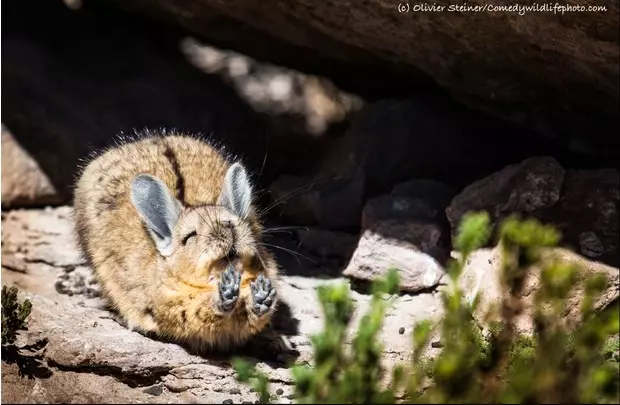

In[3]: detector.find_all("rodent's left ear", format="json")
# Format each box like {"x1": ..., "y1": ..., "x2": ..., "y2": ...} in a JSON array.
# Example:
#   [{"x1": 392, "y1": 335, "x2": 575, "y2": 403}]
[{"x1": 219, "y1": 162, "x2": 253, "y2": 219}]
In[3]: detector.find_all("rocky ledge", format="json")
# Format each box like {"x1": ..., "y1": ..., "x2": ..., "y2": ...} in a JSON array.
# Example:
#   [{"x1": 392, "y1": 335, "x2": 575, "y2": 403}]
[
  {"x1": 2, "y1": 177, "x2": 619, "y2": 402},
  {"x1": 113, "y1": 0, "x2": 620, "y2": 150},
  {"x1": 1, "y1": 207, "x2": 444, "y2": 403}
]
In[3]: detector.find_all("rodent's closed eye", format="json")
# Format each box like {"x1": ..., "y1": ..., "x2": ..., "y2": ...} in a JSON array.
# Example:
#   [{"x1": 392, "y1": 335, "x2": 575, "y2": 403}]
[{"x1": 181, "y1": 230, "x2": 197, "y2": 245}]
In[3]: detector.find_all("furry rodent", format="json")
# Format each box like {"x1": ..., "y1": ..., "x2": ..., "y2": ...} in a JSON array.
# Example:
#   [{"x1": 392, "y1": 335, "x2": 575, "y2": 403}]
[{"x1": 73, "y1": 131, "x2": 280, "y2": 351}]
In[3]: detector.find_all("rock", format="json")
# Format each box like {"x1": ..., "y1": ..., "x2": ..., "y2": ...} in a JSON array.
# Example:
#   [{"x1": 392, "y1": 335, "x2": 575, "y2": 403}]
[
  {"x1": 180, "y1": 38, "x2": 364, "y2": 136},
  {"x1": 1, "y1": 206, "x2": 444, "y2": 403},
  {"x1": 111, "y1": 0, "x2": 620, "y2": 151},
  {"x1": 343, "y1": 178, "x2": 455, "y2": 292},
  {"x1": 362, "y1": 195, "x2": 441, "y2": 228},
  {"x1": 446, "y1": 156, "x2": 566, "y2": 232},
  {"x1": 391, "y1": 179, "x2": 457, "y2": 208},
  {"x1": 1, "y1": 0, "x2": 354, "y2": 208},
  {"x1": 293, "y1": 227, "x2": 358, "y2": 271},
  {"x1": 453, "y1": 245, "x2": 620, "y2": 335},
  {"x1": 268, "y1": 98, "x2": 538, "y2": 229},
  {"x1": 447, "y1": 159, "x2": 619, "y2": 267},
  {"x1": 1, "y1": 362, "x2": 181, "y2": 404},
  {"x1": 540, "y1": 169, "x2": 619, "y2": 266},
  {"x1": 1, "y1": 125, "x2": 62, "y2": 208},
  {"x1": 343, "y1": 220, "x2": 446, "y2": 292},
  {"x1": 267, "y1": 169, "x2": 365, "y2": 229},
  {"x1": 319, "y1": 98, "x2": 539, "y2": 200},
  {"x1": 1, "y1": 206, "x2": 86, "y2": 298},
  {"x1": 361, "y1": 178, "x2": 458, "y2": 229}
]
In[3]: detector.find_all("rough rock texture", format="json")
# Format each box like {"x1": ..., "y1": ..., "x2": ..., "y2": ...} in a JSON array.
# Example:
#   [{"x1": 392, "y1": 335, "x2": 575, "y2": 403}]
[
  {"x1": 451, "y1": 246, "x2": 620, "y2": 335},
  {"x1": 446, "y1": 156, "x2": 566, "y2": 230},
  {"x1": 446, "y1": 157, "x2": 619, "y2": 266},
  {"x1": 541, "y1": 168, "x2": 620, "y2": 266},
  {"x1": 112, "y1": 0, "x2": 620, "y2": 151},
  {"x1": 1, "y1": 125, "x2": 62, "y2": 208},
  {"x1": 343, "y1": 220, "x2": 446, "y2": 293},
  {"x1": 340, "y1": 177, "x2": 458, "y2": 290},
  {"x1": 268, "y1": 99, "x2": 547, "y2": 230},
  {"x1": 1, "y1": 207, "x2": 445, "y2": 403}
]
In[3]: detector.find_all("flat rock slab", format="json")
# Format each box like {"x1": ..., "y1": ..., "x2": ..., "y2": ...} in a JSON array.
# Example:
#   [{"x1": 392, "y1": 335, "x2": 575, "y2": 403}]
[{"x1": 1, "y1": 206, "x2": 444, "y2": 403}]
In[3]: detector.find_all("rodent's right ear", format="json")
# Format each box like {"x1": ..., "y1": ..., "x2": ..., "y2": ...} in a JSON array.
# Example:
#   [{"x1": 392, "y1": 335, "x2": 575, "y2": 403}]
[
  {"x1": 130, "y1": 174, "x2": 182, "y2": 256},
  {"x1": 219, "y1": 162, "x2": 253, "y2": 219}
]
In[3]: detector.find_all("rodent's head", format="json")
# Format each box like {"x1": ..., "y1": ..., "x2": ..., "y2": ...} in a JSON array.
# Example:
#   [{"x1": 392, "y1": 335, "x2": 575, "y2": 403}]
[{"x1": 130, "y1": 162, "x2": 265, "y2": 283}]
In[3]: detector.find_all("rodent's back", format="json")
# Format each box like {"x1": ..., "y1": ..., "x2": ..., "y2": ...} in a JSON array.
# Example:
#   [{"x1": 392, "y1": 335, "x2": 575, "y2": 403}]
[{"x1": 73, "y1": 133, "x2": 233, "y2": 302}]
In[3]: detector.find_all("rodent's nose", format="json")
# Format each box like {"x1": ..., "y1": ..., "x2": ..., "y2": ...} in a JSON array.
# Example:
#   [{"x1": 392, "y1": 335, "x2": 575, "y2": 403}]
[{"x1": 223, "y1": 246, "x2": 238, "y2": 263}]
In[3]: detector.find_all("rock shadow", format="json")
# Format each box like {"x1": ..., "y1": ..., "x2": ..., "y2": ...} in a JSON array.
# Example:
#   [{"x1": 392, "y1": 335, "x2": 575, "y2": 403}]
[
  {"x1": 1, "y1": 0, "x2": 329, "y2": 206},
  {"x1": 103, "y1": 296, "x2": 301, "y2": 368},
  {"x1": 1, "y1": 339, "x2": 54, "y2": 380}
]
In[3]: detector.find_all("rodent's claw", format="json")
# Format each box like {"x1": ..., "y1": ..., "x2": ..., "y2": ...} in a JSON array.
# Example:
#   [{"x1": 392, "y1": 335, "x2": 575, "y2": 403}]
[
  {"x1": 218, "y1": 265, "x2": 241, "y2": 313},
  {"x1": 250, "y1": 274, "x2": 277, "y2": 316}
]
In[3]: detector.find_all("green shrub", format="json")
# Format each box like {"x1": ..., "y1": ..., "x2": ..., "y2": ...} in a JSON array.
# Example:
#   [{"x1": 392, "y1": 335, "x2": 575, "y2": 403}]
[
  {"x1": 1, "y1": 285, "x2": 32, "y2": 346},
  {"x1": 234, "y1": 212, "x2": 619, "y2": 404}
]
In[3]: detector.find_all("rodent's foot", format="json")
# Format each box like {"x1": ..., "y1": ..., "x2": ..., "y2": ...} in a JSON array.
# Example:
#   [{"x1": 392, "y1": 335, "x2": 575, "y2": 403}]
[
  {"x1": 218, "y1": 265, "x2": 241, "y2": 313},
  {"x1": 250, "y1": 274, "x2": 276, "y2": 316}
]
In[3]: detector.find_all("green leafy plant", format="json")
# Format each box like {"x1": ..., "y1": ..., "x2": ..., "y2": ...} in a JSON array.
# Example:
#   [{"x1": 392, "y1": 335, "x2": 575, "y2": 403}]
[
  {"x1": 234, "y1": 212, "x2": 619, "y2": 404},
  {"x1": 2, "y1": 285, "x2": 32, "y2": 346}
]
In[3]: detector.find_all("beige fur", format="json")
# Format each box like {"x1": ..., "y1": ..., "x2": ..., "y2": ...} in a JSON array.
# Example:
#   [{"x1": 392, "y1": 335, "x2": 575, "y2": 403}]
[{"x1": 73, "y1": 131, "x2": 280, "y2": 351}]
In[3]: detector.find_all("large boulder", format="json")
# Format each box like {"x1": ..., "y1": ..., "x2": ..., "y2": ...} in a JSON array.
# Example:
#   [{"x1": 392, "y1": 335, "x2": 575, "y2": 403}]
[
  {"x1": 446, "y1": 157, "x2": 619, "y2": 266},
  {"x1": 446, "y1": 156, "x2": 566, "y2": 229},
  {"x1": 451, "y1": 245, "x2": 619, "y2": 335},
  {"x1": 111, "y1": 0, "x2": 620, "y2": 152}
]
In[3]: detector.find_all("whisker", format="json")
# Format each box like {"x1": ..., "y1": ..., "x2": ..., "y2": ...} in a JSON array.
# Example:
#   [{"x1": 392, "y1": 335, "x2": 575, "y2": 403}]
[
  {"x1": 258, "y1": 131, "x2": 270, "y2": 181},
  {"x1": 260, "y1": 242, "x2": 318, "y2": 266},
  {"x1": 256, "y1": 176, "x2": 338, "y2": 219},
  {"x1": 261, "y1": 230, "x2": 295, "y2": 238},
  {"x1": 262, "y1": 225, "x2": 310, "y2": 233}
]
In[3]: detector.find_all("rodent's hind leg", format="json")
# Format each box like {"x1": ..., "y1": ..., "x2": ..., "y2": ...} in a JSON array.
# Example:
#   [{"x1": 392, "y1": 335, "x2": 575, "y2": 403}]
[
  {"x1": 214, "y1": 264, "x2": 241, "y2": 314},
  {"x1": 249, "y1": 273, "x2": 277, "y2": 317}
]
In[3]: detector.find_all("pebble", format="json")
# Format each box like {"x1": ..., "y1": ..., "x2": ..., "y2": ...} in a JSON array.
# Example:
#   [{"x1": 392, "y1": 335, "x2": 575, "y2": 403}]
[
  {"x1": 223, "y1": 399, "x2": 233, "y2": 404},
  {"x1": 276, "y1": 388, "x2": 284, "y2": 395},
  {"x1": 398, "y1": 327, "x2": 405, "y2": 334}
]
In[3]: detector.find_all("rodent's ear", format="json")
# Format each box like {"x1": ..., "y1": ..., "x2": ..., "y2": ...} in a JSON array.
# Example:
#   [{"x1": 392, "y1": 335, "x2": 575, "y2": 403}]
[
  {"x1": 219, "y1": 162, "x2": 253, "y2": 219},
  {"x1": 131, "y1": 174, "x2": 182, "y2": 256}
]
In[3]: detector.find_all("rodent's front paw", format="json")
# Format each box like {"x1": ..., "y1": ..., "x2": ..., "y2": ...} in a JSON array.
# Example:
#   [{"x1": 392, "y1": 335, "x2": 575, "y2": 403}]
[
  {"x1": 218, "y1": 265, "x2": 241, "y2": 313},
  {"x1": 250, "y1": 274, "x2": 276, "y2": 316}
]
